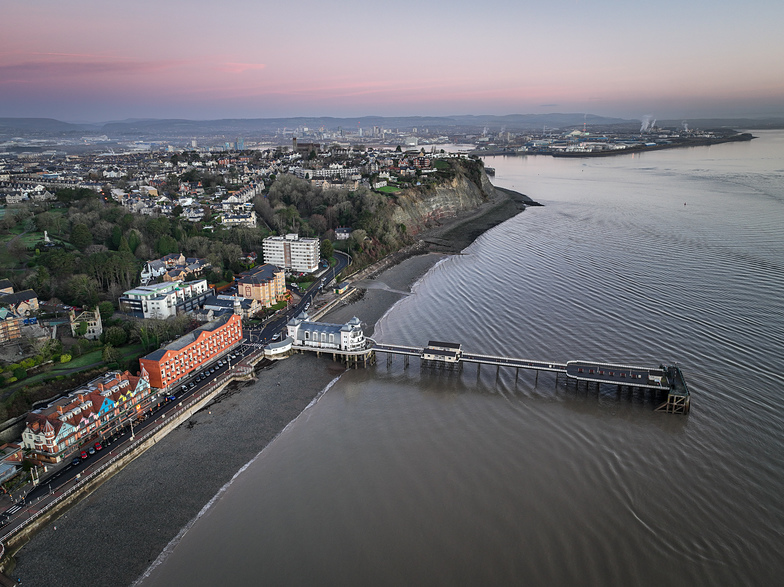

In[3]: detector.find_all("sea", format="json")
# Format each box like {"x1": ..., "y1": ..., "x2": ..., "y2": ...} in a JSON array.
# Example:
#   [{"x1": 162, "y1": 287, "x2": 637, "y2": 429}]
[{"x1": 139, "y1": 131, "x2": 784, "y2": 586}]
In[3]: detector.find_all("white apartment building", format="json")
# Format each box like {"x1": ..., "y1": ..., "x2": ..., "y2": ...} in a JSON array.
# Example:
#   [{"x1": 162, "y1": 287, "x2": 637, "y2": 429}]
[
  {"x1": 118, "y1": 279, "x2": 211, "y2": 319},
  {"x1": 263, "y1": 234, "x2": 320, "y2": 273}
]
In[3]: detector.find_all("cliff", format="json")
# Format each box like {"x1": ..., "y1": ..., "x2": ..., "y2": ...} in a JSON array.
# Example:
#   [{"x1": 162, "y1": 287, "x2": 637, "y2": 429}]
[{"x1": 390, "y1": 162, "x2": 498, "y2": 236}]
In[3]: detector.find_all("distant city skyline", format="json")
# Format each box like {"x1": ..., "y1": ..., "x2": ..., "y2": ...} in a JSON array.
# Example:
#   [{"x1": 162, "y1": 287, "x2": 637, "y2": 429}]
[{"x1": 2, "y1": 0, "x2": 783, "y2": 122}]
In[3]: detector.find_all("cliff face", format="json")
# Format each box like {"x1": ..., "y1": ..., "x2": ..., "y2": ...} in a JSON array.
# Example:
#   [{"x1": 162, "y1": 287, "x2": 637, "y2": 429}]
[{"x1": 391, "y1": 167, "x2": 496, "y2": 235}]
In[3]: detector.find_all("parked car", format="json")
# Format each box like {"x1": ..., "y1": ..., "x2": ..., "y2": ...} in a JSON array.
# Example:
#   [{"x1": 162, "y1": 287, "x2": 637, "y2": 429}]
[
  {"x1": 72, "y1": 457, "x2": 81, "y2": 466},
  {"x1": 80, "y1": 451, "x2": 88, "y2": 459},
  {"x1": 88, "y1": 447, "x2": 95, "y2": 455},
  {"x1": 94, "y1": 442, "x2": 103, "y2": 451},
  {"x1": 167, "y1": 394, "x2": 177, "y2": 401}
]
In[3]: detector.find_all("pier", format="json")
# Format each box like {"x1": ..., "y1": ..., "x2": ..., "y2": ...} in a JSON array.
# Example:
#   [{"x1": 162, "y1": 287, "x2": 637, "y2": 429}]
[
  {"x1": 372, "y1": 340, "x2": 690, "y2": 414},
  {"x1": 282, "y1": 315, "x2": 690, "y2": 414}
]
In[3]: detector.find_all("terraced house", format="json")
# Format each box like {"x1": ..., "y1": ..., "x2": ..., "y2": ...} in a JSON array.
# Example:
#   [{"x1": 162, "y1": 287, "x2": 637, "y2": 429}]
[{"x1": 22, "y1": 369, "x2": 154, "y2": 464}]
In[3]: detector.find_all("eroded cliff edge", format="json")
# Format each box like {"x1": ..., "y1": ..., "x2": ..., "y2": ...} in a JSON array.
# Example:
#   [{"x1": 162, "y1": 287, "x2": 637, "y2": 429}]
[{"x1": 389, "y1": 161, "x2": 540, "y2": 253}]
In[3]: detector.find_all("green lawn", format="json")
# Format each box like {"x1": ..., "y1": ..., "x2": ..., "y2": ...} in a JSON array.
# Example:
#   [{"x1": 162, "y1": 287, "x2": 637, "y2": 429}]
[
  {"x1": 377, "y1": 185, "x2": 401, "y2": 194},
  {"x1": 2, "y1": 344, "x2": 147, "y2": 394}
]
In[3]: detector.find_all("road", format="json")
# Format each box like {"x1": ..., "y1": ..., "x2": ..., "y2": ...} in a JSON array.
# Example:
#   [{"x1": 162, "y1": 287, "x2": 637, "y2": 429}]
[
  {"x1": 245, "y1": 250, "x2": 351, "y2": 346},
  {"x1": 0, "y1": 251, "x2": 351, "y2": 538}
]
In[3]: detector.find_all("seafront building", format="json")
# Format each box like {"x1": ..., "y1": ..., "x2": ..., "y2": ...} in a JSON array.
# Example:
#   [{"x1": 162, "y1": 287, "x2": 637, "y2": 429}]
[
  {"x1": 235, "y1": 264, "x2": 286, "y2": 307},
  {"x1": 139, "y1": 314, "x2": 243, "y2": 390},
  {"x1": 262, "y1": 234, "x2": 320, "y2": 274},
  {"x1": 21, "y1": 369, "x2": 154, "y2": 464},
  {"x1": 286, "y1": 314, "x2": 367, "y2": 352},
  {"x1": 118, "y1": 279, "x2": 212, "y2": 319}
]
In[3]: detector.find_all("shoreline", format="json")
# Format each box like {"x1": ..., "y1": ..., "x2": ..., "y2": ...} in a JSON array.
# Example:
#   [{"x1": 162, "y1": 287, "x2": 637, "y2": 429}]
[{"x1": 9, "y1": 183, "x2": 535, "y2": 586}]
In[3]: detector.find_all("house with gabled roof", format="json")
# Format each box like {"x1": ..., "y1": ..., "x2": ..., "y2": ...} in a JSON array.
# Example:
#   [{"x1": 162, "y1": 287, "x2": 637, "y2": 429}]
[
  {"x1": 22, "y1": 369, "x2": 153, "y2": 463},
  {"x1": 0, "y1": 289, "x2": 39, "y2": 316}
]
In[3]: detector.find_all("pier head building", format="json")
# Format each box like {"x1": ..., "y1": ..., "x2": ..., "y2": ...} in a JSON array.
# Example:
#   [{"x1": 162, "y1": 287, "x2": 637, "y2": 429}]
[{"x1": 279, "y1": 314, "x2": 374, "y2": 367}]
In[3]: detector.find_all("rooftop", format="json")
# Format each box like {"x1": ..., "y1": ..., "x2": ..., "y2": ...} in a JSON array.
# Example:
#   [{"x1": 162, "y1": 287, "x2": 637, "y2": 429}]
[{"x1": 142, "y1": 314, "x2": 236, "y2": 360}]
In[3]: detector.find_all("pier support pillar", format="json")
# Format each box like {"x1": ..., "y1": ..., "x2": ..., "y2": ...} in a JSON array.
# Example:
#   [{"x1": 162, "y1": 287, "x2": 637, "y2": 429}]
[
  {"x1": 535, "y1": 370, "x2": 539, "y2": 385},
  {"x1": 515, "y1": 368, "x2": 519, "y2": 384}
]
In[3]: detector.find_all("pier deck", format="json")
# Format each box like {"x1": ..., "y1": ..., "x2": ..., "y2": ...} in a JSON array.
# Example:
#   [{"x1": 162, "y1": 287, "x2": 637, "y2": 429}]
[{"x1": 371, "y1": 340, "x2": 689, "y2": 413}]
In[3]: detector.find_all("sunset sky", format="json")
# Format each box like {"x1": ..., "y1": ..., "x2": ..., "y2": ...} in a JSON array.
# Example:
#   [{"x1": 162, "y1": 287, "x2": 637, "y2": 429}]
[{"x1": 2, "y1": 0, "x2": 783, "y2": 122}]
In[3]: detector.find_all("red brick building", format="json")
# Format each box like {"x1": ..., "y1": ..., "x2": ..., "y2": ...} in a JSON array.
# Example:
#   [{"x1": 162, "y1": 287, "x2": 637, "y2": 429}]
[{"x1": 139, "y1": 314, "x2": 243, "y2": 389}]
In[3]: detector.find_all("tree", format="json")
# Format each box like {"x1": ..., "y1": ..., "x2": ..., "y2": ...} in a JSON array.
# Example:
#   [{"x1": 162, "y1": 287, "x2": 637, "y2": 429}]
[
  {"x1": 156, "y1": 235, "x2": 179, "y2": 256},
  {"x1": 118, "y1": 236, "x2": 132, "y2": 254},
  {"x1": 102, "y1": 345, "x2": 122, "y2": 365},
  {"x1": 109, "y1": 225, "x2": 123, "y2": 250},
  {"x1": 70, "y1": 223, "x2": 93, "y2": 250},
  {"x1": 127, "y1": 230, "x2": 142, "y2": 254},
  {"x1": 321, "y1": 238, "x2": 333, "y2": 260},
  {"x1": 349, "y1": 229, "x2": 367, "y2": 251},
  {"x1": 310, "y1": 214, "x2": 327, "y2": 235},
  {"x1": 98, "y1": 301, "x2": 115, "y2": 318},
  {"x1": 23, "y1": 266, "x2": 52, "y2": 298},
  {"x1": 67, "y1": 274, "x2": 99, "y2": 308},
  {"x1": 102, "y1": 326, "x2": 128, "y2": 347},
  {"x1": 75, "y1": 321, "x2": 88, "y2": 337}
]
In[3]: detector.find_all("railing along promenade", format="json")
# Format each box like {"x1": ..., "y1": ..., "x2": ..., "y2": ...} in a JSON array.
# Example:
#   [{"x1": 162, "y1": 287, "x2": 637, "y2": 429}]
[{"x1": 0, "y1": 349, "x2": 263, "y2": 550}]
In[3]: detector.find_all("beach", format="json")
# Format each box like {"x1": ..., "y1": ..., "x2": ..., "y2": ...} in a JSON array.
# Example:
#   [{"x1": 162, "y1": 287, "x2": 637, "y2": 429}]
[{"x1": 9, "y1": 186, "x2": 535, "y2": 586}]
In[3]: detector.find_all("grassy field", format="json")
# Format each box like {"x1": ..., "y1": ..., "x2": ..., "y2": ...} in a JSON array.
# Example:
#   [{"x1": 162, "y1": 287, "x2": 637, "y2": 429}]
[
  {"x1": 2, "y1": 344, "x2": 146, "y2": 394},
  {"x1": 376, "y1": 185, "x2": 401, "y2": 194}
]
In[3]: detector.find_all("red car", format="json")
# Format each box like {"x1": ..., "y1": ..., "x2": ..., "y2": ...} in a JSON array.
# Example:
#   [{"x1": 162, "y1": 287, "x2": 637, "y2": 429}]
[
  {"x1": 80, "y1": 451, "x2": 88, "y2": 459},
  {"x1": 94, "y1": 442, "x2": 103, "y2": 451}
]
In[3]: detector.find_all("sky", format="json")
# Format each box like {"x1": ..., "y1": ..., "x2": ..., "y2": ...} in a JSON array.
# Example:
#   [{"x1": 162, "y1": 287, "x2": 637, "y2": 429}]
[{"x1": 2, "y1": 0, "x2": 783, "y2": 122}]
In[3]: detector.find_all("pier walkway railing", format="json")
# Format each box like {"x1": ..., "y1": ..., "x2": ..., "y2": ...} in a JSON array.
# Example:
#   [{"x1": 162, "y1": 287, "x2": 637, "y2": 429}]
[{"x1": 370, "y1": 340, "x2": 689, "y2": 413}]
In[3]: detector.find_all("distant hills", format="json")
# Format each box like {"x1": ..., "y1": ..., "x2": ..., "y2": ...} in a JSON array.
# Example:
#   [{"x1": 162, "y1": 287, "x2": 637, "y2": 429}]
[
  {"x1": 1, "y1": 114, "x2": 630, "y2": 137},
  {"x1": 2, "y1": 114, "x2": 782, "y2": 139}
]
